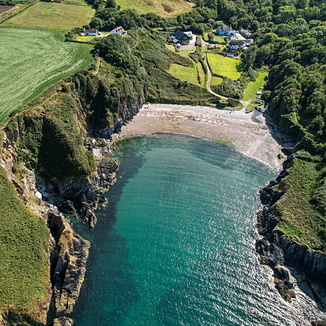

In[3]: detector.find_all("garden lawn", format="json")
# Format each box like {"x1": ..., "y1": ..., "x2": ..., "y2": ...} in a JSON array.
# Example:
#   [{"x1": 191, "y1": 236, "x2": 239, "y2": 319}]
[
  {"x1": 242, "y1": 71, "x2": 268, "y2": 101},
  {"x1": 204, "y1": 32, "x2": 226, "y2": 43},
  {"x1": 0, "y1": 166, "x2": 49, "y2": 320},
  {"x1": 116, "y1": 0, "x2": 193, "y2": 17},
  {"x1": 2, "y1": 2, "x2": 94, "y2": 31},
  {"x1": 75, "y1": 35, "x2": 96, "y2": 42},
  {"x1": 207, "y1": 53, "x2": 241, "y2": 80},
  {"x1": 169, "y1": 63, "x2": 205, "y2": 87},
  {"x1": 0, "y1": 28, "x2": 92, "y2": 123}
]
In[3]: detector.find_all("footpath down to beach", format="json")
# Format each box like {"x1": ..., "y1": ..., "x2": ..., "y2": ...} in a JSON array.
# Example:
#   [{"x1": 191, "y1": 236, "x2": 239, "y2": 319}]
[{"x1": 116, "y1": 104, "x2": 290, "y2": 171}]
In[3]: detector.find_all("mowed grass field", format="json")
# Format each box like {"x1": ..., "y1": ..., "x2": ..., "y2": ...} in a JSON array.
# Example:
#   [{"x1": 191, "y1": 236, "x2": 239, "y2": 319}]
[
  {"x1": 207, "y1": 53, "x2": 241, "y2": 80},
  {"x1": 242, "y1": 71, "x2": 268, "y2": 101},
  {"x1": 2, "y1": 2, "x2": 94, "y2": 31},
  {"x1": 211, "y1": 76, "x2": 223, "y2": 85},
  {"x1": 0, "y1": 28, "x2": 93, "y2": 123},
  {"x1": 169, "y1": 63, "x2": 205, "y2": 87},
  {"x1": 116, "y1": 0, "x2": 193, "y2": 17}
]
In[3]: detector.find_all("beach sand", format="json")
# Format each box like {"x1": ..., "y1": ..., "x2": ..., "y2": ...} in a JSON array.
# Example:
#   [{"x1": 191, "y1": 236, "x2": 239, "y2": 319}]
[{"x1": 115, "y1": 104, "x2": 288, "y2": 171}]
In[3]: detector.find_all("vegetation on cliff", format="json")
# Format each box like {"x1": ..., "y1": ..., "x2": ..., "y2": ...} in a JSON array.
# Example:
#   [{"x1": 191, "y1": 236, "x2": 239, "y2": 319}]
[
  {"x1": 92, "y1": 30, "x2": 216, "y2": 105},
  {"x1": 268, "y1": 152, "x2": 326, "y2": 252},
  {"x1": 11, "y1": 85, "x2": 96, "y2": 180},
  {"x1": 0, "y1": 0, "x2": 326, "y2": 322},
  {"x1": 0, "y1": 167, "x2": 49, "y2": 323}
]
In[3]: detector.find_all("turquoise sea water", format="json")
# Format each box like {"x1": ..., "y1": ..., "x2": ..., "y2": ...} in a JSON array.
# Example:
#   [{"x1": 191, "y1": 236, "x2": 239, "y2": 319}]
[{"x1": 72, "y1": 135, "x2": 325, "y2": 325}]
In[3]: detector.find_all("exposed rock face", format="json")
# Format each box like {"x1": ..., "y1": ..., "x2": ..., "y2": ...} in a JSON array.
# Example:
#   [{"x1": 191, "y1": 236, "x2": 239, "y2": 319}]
[
  {"x1": 53, "y1": 317, "x2": 74, "y2": 326},
  {"x1": 311, "y1": 320, "x2": 326, "y2": 326},
  {"x1": 256, "y1": 171, "x2": 326, "y2": 308},
  {"x1": 38, "y1": 157, "x2": 119, "y2": 228},
  {"x1": 47, "y1": 210, "x2": 90, "y2": 318}
]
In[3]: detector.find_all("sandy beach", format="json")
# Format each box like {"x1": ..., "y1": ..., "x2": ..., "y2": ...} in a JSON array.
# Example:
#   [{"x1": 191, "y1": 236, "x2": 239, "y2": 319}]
[{"x1": 115, "y1": 104, "x2": 289, "y2": 171}]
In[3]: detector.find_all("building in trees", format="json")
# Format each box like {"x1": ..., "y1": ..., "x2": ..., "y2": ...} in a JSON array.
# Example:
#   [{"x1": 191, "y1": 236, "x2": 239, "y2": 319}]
[
  {"x1": 81, "y1": 29, "x2": 99, "y2": 36},
  {"x1": 216, "y1": 25, "x2": 235, "y2": 35},
  {"x1": 170, "y1": 30, "x2": 193, "y2": 45},
  {"x1": 109, "y1": 26, "x2": 127, "y2": 36}
]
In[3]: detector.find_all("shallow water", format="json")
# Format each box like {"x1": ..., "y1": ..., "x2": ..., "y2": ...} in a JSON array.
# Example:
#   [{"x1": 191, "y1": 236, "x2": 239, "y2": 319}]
[{"x1": 72, "y1": 135, "x2": 325, "y2": 325}]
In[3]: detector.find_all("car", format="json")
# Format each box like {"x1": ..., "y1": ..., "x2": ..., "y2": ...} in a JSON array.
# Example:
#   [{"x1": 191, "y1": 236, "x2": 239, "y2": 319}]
[{"x1": 255, "y1": 106, "x2": 266, "y2": 113}]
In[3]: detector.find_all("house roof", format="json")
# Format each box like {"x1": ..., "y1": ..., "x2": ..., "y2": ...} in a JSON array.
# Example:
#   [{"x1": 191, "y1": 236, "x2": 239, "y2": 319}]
[
  {"x1": 84, "y1": 29, "x2": 98, "y2": 34},
  {"x1": 220, "y1": 25, "x2": 232, "y2": 31},
  {"x1": 173, "y1": 30, "x2": 191, "y2": 41},
  {"x1": 112, "y1": 26, "x2": 125, "y2": 33},
  {"x1": 239, "y1": 28, "x2": 252, "y2": 38},
  {"x1": 229, "y1": 39, "x2": 247, "y2": 46}
]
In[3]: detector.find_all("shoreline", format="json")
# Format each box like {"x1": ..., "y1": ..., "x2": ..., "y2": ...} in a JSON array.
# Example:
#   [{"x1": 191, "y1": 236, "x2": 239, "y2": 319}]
[{"x1": 114, "y1": 103, "x2": 291, "y2": 171}]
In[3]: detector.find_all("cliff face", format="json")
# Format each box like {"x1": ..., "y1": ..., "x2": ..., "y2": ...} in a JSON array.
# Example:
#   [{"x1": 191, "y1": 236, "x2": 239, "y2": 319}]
[
  {"x1": 256, "y1": 160, "x2": 326, "y2": 308},
  {"x1": 47, "y1": 210, "x2": 90, "y2": 319},
  {"x1": 0, "y1": 66, "x2": 144, "y2": 324}
]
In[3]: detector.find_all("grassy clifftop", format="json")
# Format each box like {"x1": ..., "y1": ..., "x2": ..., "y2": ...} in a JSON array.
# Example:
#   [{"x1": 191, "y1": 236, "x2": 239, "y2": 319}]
[
  {"x1": 0, "y1": 167, "x2": 49, "y2": 324},
  {"x1": 267, "y1": 152, "x2": 326, "y2": 252}
]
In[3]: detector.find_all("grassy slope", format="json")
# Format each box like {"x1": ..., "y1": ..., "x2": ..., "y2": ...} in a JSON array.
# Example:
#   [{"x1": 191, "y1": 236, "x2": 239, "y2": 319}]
[
  {"x1": 0, "y1": 28, "x2": 92, "y2": 123},
  {"x1": 0, "y1": 167, "x2": 49, "y2": 320},
  {"x1": 242, "y1": 71, "x2": 268, "y2": 101},
  {"x1": 207, "y1": 53, "x2": 241, "y2": 80},
  {"x1": 211, "y1": 76, "x2": 223, "y2": 85},
  {"x1": 2, "y1": 2, "x2": 94, "y2": 31},
  {"x1": 116, "y1": 0, "x2": 192, "y2": 17},
  {"x1": 169, "y1": 62, "x2": 205, "y2": 87},
  {"x1": 272, "y1": 156, "x2": 326, "y2": 251}
]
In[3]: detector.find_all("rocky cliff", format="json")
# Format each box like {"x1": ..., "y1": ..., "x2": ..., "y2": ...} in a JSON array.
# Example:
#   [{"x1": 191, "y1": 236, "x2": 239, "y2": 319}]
[
  {"x1": 256, "y1": 158, "x2": 326, "y2": 309},
  {"x1": 0, "y1": 65, "x2": 144, "y2": 324}
]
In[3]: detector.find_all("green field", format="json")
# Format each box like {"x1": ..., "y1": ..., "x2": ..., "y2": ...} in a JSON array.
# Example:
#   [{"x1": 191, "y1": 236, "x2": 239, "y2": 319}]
[
  {"x1": 207, "y1": 53, "x2": 241, "y2": 80},
  {"x1": 169, "y1": 63, "x2": 205, "y2": 87},
  {"x1": 0, "y1": 28, "x2": 93, "y2": 123},
  {"x1": 211, "y1": 76, "x2": 223, "y2": 85},
  {"x1": 165, "y1": 44, "x2": 175, "y2": 52},
  {"x1": 0, "y1": 166, "x2": 49, "y2": 320},
  {"x1": 75, "y1": 34, "x2": 96, "y2": 42},
  {"x1": 204, "y1": 32, "x2": 226, "y2": 43},
  {"x1": 242, "y1": 71, "x2": 268, "y2": 101},
  {"x1": 116, "y1": 0, "x2": 193, "y2": 17},
  {"x1": 177, "y1": 49, "x2": 194, "y2": 58},
  {"x1": 2, "y1": 2, "x2": 95, "y2": 31}
]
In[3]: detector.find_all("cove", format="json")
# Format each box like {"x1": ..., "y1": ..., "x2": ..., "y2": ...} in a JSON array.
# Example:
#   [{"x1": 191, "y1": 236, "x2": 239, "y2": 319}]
[{"x1": 71, "y1": 134, "x2": 322, "y2": 325}]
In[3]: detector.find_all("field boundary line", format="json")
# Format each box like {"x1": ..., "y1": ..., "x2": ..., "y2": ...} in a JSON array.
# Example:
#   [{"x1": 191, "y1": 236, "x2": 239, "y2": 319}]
[{"x1": 0, "y1": 0, "x2": 36, "y2": 24}]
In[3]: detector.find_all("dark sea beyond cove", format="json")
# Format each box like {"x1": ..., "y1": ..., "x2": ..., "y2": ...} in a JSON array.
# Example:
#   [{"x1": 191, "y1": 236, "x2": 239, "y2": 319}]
[{"x1": 72, "y1": 135, "x2": 325, "y2": 326}]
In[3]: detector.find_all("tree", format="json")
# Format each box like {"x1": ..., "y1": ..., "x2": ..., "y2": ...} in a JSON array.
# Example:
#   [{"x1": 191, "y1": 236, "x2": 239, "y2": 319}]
[
  {"x1": 208, "y1": 32, "x2": 215, "y2": 42},
  {"x1": 105, "y1": 0, "x2": 116, "y2": 8}
]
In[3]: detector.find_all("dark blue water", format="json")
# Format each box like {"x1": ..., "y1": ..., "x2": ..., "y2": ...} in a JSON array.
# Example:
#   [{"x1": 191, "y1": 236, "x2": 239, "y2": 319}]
[{"x1": 72, "y1": 135, "x2": 325, "y2": 325}]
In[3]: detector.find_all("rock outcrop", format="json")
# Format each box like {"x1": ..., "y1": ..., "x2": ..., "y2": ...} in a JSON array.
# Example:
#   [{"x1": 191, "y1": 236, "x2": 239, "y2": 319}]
[
  {"x1": 34, "y1": 138, "x2": 119, "y2": 228},
  {"x1": 47, "y1": 210, "x2": 90, "y2": 319},
  {"x1": 256, "y1": 171, "x2": 326, "y2": 308},
  {"x1": 53, "y1": 317, "x2": 74, "y2": 326}
]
